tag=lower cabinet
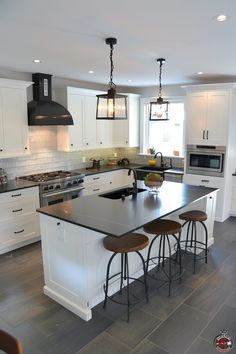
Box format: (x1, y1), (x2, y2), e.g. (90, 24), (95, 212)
(0, 186), (40, 254)
(83, 169), (133, 196)
(183, 173), (225, 222)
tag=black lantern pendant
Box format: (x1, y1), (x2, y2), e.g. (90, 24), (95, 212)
(96, 38), (127, 120)
(150, 58), (169, 121)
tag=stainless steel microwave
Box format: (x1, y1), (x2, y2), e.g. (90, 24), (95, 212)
(186, 145), (226, 177)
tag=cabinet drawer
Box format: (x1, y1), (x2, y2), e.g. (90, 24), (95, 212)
(0, 186), (39, 204)
(0, 215), (40, 249)
(183, 174), (224, 188)
(0, 197), (39, 222)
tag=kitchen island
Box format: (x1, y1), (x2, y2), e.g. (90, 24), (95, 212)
(38, 181), (218, 321)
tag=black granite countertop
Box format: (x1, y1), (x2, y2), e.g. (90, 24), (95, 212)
(0, 179), (39, 194)
(72, 164), (184, 176)
(37, 181), (216, 237)
(72, 163), (141, 176)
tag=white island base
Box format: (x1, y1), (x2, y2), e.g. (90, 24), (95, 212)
(40, 190), (217, 321)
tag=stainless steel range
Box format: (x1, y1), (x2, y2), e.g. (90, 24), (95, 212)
(19, 170), (85, 207)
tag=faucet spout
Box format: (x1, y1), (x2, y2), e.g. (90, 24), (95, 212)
(154, 151), (164, 167)
(128, 168), (138, 195)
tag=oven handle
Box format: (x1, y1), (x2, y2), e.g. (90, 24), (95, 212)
(42, 186), (84, 198)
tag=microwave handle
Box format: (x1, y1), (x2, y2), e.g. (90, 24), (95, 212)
(203, 130), (205, 140)
(206, 130), (209, 140)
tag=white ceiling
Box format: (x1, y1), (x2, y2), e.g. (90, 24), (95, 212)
(0, 0), (236, 87)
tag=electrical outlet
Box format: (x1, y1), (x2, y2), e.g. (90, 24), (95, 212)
(82, 156), (86, 163)
(114, 152), (117, 157)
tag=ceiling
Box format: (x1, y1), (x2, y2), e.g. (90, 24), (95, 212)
(0, 0), (236, 87)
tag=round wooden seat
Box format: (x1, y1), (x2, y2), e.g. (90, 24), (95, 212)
(179, 210), (207, 222)
(103, 233), (149, 253)
(143, 219), (182, 235)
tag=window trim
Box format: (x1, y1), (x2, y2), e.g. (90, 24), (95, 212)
(139, 96), (186, 157)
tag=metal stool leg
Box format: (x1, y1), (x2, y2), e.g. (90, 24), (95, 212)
(103, 252), (117, 308)
(193, 221), (197, 274)
(136, 250), (149, 304)
(200, 221), (208, 264)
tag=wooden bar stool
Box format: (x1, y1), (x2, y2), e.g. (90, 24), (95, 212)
(103, 232), (149, 321)
(178, 210), (208, 273)
(0, 329), (23, 354)
(143, 219), (182, 296)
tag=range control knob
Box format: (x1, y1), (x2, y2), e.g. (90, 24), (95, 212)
(79, 179), (84, 183)
(48, 185), (54, 190)
(73, 180), (78, 185)
(67, 182), (72, 187)
(43, 186), (49, 191)
(55, 185), (61, 189)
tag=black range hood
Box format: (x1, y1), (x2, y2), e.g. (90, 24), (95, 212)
(28, 73), (73, 126)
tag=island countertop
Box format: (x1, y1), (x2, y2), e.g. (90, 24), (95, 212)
(37, 181), (217, 237)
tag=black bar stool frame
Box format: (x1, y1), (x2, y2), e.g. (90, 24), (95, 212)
(103, 250), (148, 322)
(146, 232), (182, 296)
(178, 219), (208, 273)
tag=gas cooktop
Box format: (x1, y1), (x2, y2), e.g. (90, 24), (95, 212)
(19, 170), (82, 183)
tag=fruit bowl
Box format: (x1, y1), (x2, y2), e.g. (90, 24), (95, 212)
(148, 159), (157, 166)
(144, 173), (163, 194)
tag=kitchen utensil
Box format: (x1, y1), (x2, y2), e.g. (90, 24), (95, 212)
(89, 158), (104, 169)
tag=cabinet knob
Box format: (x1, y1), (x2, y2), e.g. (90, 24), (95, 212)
(126, 141), (128, 144)
(24, 147), (28, 150)
(57, 222), (60, 226)
(71, 143), (73, 147)
(86, 143), (88, 145)
(100, 142), (102, 144)
(0, 149), (3, 152)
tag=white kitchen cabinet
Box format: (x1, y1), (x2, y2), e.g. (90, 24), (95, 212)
(185, 86), (230, 145)
(183, 173), (224, 221)
(0, 79), (32, 158)
(83, 169), (133, 196)
(96, 120), (113, 148)
(57, 87), (103, 151)
(113, 94), (140, 147)
(230, 177), (236, 215)
(0, 186), (40, 254)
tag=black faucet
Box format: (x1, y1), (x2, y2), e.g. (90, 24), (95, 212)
(128, 168), (138, 195)
(154, 151), (164, 167)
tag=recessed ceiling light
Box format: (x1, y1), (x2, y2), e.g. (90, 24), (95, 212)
(88, 70), (94, 74)
(33, 59), (41, 63)
(197, 71), (203, 75)
(215, 14), (228, 22)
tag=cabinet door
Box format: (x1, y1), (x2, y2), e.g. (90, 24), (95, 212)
(0, 88), (28, 155)
(206, 91), (229, 145)
(186, 92), (207, 144)
(82, 96), (97, 148)
(96, 120), (113, 147)
(67, 93), (83, 151)
(113, 120), (129, 147)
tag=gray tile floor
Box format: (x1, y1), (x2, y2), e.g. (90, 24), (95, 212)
(1, 217), (236, 353)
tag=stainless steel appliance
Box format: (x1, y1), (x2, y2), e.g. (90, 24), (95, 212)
(19, 170), (85, 207)
(186, 144), (226, 177)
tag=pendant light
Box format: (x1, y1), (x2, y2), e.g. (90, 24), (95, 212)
(149, 58), (169, 121)
(96, 37), (127, 120)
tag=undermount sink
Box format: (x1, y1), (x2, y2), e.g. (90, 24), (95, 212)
(99, 187), (146, 200)
(137, 165), (171, 171)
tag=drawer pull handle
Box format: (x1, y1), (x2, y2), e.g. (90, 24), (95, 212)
(93, 177), (100, 180)
(14, 229), (24, 234)
(11, 193), (22, 197)
(57, 222), (60, 226)
(201, 179), (210, 183)
(93, 188), (100, 191)
(12, 208), (23, 213)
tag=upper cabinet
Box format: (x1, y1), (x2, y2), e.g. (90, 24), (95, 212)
(185, 85), (231, 145)
(57, 87), (101, 151)
(57, 87), (140, 151)
(113, 94), (140, 147)
(0, 79), (32, 158)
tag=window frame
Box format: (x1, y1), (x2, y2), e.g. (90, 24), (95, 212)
(139, 96), (186, 157)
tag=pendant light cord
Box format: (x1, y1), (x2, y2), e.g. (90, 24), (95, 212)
(109, 43), (116, 89)
(158, 60), (163, 98)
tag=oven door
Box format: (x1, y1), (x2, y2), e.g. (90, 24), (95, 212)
(186, 151), (224, 176)
(41, 186), (84, 207)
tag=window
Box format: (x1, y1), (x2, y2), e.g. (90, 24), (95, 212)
(140, 98), (185, 157)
